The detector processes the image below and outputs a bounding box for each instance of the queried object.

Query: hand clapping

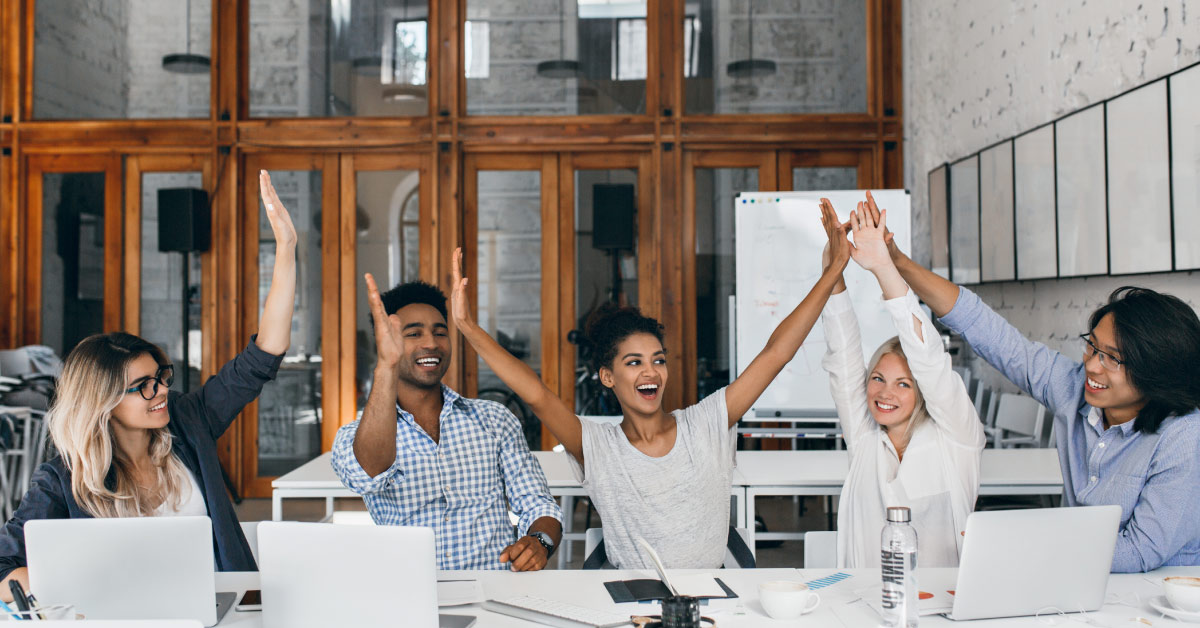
[847,196,893,273]
[819,198,852,275]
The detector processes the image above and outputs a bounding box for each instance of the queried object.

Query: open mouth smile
[635,383,660,400]
[1086,377,1109,392]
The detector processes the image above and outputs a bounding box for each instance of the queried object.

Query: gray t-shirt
[566,388,736,569]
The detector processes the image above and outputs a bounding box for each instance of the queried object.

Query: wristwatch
[529,531,557,558]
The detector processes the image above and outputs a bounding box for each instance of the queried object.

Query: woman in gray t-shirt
[446,200,854,568]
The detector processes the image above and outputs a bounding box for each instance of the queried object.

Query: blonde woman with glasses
[820,194,984,568]
[0,171,296,601]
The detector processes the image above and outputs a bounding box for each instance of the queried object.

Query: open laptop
[945,505,1122,620]
[258,522,473,628]
[25,516,236,626]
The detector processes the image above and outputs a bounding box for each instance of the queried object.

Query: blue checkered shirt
[331,385,562,570]
[941,287,1200,572]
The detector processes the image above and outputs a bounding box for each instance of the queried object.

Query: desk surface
[273,448,1063,491]
[214,566,1198,627]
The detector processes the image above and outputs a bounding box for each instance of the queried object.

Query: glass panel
[476,170,543,450]
[465,0,648,115]
[792,167,856,192]
[949,156,981,284]
[140,172,204,392]
[694,168,757,400]
[685,0,868,115]
[249,1,429,118]
[354,169,421,413]
[41,172,106,355]
[257,170,322,477]
[33,0,211,119]
[573,168,636,415]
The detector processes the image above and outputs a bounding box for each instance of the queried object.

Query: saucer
[1149,595,1200,623]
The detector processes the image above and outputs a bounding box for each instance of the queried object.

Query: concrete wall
[904,0,1200,390]
[33,0,130,118]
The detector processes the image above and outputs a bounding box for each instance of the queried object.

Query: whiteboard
[733,190,912,416]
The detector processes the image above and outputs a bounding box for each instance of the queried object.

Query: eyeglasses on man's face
[125,365,175,401]
[1079,334,1124,372]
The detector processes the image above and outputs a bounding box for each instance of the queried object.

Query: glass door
[683,151,776,406]
[780,149,876,193]
[559,153,653,420]
[339,153,432,440]
[462,153,559,450]
[240,154,339,496]
[23,154,122,353]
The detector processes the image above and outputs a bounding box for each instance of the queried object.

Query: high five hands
[449,247,475,333]
[819,197,852,275]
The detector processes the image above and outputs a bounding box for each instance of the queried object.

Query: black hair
[1088,286,1200,433]
[379,281,448,321]
[583,302,666,372]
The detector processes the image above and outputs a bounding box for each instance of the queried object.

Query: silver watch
[529,531,556,558]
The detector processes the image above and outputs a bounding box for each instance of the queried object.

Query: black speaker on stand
[157,188,209,395]
[591,183,635,304]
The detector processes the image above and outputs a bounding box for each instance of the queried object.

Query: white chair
[974,384,997,428]
[583,527,755,569]
[240,521,260,563]
[986,393,1045,448]
[803,530,837,569]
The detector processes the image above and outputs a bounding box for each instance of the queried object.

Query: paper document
[636,537,678,596]
[671,574,729,598]
[437,580,485,607]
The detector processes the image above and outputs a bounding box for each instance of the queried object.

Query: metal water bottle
[880,506,919,627]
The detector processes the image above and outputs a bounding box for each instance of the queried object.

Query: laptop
[25,516,235,626]
[258,522,474,628]
[946,505,1122,620]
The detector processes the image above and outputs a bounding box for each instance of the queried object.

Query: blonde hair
[47,333,189,518]
[865,337,931,456]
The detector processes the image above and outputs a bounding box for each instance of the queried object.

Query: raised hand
[864,190,902,261]
[848,199,893,273]
[449,247,474,331]
[819,198,852,275]
[260,170,297,249]
[364,272,403,369]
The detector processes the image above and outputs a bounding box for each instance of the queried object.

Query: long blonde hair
[47,333,189,518]
[865,337,931,455]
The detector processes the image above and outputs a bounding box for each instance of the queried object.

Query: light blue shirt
[331,385,562,570]
[940,287,1200,572]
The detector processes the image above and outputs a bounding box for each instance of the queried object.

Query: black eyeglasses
[124,365,174,400]
[1079,334,1124,372]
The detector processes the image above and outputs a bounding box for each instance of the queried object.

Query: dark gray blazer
[0,337,283,581]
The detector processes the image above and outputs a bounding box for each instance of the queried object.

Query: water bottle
[880,506,919,627]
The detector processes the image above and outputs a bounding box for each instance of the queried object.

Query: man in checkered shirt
[332,278,562,571]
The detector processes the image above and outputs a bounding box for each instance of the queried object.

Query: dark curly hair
[379,280,448,321]
[583,302,666,372]
[1088,286,1200,434]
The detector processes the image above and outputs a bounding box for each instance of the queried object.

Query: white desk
[737,449,1064,549]
[213,566,1200,627]
[271,449,1063,563]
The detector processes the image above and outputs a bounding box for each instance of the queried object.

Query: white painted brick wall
[904,0,1200,392]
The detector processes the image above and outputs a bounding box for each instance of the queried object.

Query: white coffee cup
[1163,576,1200,613]
[758,580,820,620]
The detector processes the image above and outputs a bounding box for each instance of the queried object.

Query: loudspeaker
[157,188,210,253]
[591,183,635,250]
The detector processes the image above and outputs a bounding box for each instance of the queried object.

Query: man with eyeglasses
[860,190,1200,573]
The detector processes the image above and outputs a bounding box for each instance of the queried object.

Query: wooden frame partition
[238,152,340,496]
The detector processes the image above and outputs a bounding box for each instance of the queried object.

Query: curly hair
[1088,286,1200,434]
[583,302,666,372]
[379,280,448,321]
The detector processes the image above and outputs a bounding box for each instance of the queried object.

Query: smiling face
[109,353,171,432]
[866,352,918,430]
[598,332,669,417]
[1082,313,1146,417]
[393,302,451,389]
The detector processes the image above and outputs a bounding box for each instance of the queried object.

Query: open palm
[848,200,892,272]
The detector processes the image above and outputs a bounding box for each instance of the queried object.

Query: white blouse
[821,290,985,568]
[152,466,208,517]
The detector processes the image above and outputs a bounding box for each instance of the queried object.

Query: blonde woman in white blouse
[820,192,985,568]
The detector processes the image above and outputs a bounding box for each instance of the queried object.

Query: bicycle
[567,330,620,417]
[477,386,542,452]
